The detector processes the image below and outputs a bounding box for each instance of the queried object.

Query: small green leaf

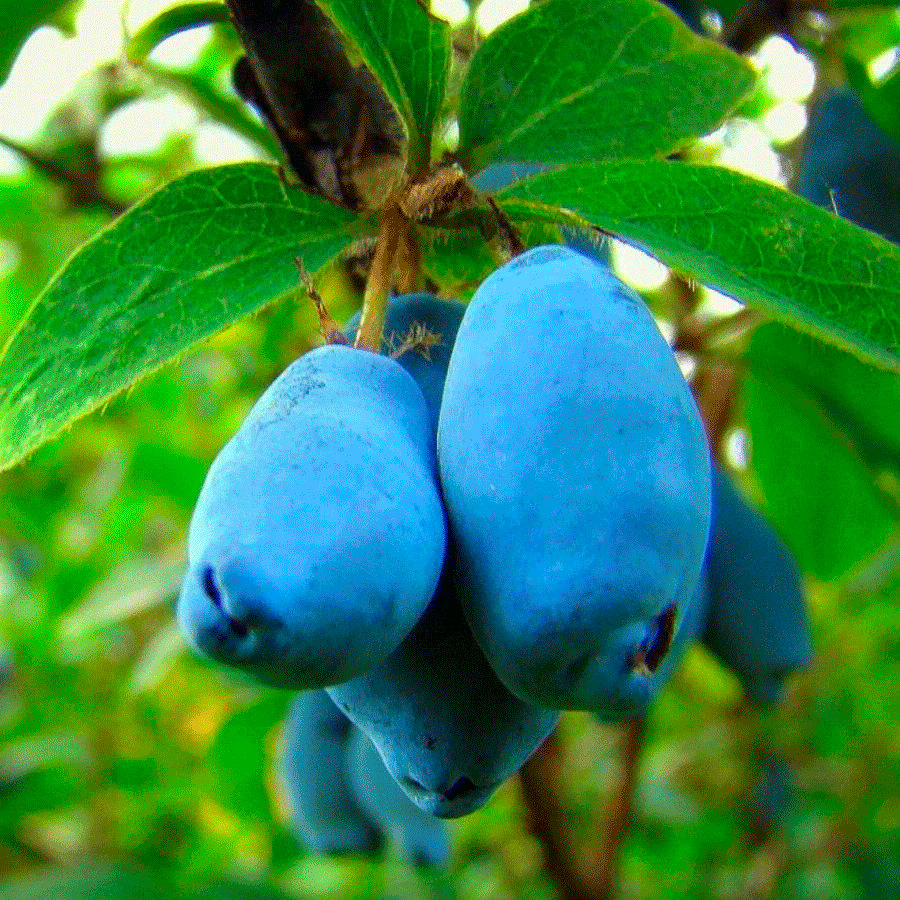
[495,161,900,372]
[126,2,228,65]
[0,163,357,472]
[208,693,289,823]
[457,0,754,171]
[316,0,451,169]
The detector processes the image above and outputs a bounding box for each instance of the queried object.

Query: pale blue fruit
[177,344,447,689]
[328,571,560,819]
[279,691,379,855]
[702,470,812,705]
[438,246,711,718]
[346,729,450,867]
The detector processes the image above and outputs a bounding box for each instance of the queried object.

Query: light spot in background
[724,427,749,470]
[612,240,669,292]
[701,9,723,35]
[147,24,213,68]
[717,120,785,184]
[869,47,900,85]
[761,101,807,144]
[432,0,469,26]
[100,97,198,157]
[700,286,744,317]
[0,239,21,279]
[675,351,697,381]
[755,36,816,102]
[439,119,460,152]
[657,319,676,343]
[194,122,266,165]
[0,0,122,141]
[476,0,528,34]
[0,146,25,177]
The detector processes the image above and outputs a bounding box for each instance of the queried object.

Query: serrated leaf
[457,0,754,171]
[316,0,450,168]
[494,160,900,372]
[126,2,228,65]
[0,163,357,472]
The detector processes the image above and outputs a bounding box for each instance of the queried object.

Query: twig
[355,203,404,351]
[518,733,595,900]
[595,717,647,900]
[0,134,126,215]
[487,197,525,258]
[294,258,348,345]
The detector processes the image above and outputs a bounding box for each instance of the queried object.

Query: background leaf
[742,371,897,582]
[126,2,228,65]
[494,161,900,372]
[0,163,357,472]
[742,322,900,581]
[0,0,73,85]
[457,0,754,171]
[0,864,165,900]
[316,0,451,169]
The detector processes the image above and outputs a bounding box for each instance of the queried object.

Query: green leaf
[126,2,228,65]
[0,0,72,85]
[494,161,900,372]
[192,880,298,900]
[316,0,451,169]
[746,322,900,475]
[0,864,165,900]
[0,163,357,472]
[207,693,289,823]
[457,0,754,171]
[742,369,897,582]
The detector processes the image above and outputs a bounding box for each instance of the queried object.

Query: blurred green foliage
[1,1,900,899]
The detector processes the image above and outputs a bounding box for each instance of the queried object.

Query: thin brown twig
[518,733,595,900]
[595,717,647,900]
[0,134,126,215]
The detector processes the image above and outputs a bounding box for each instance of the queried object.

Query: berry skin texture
[343,293,466,432]
[345,728,450,867]
[327,571,560,819]
[177,344,447,689]
[279,691,380,856]
[437,245,711,718]
[702,470,813,705]
[798,87,900,244]
[337,292,558,819]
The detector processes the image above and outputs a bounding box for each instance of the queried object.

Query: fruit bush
[2,0,900,898]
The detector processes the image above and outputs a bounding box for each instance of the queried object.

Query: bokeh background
[2,1,900,898]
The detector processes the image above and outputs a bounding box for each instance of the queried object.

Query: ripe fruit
[343,293,466,431]
[702,470,813,705]
[327,570,560,819]
[346,729,450,867]
[177,344,446,689]
[437,245,711,718]
[279,691,380,855]
[798,87,900,244]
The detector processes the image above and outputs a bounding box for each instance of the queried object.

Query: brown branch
[226,0,401,206]
[594,717,647,900]
[0,135,126,215]
[518,733,595,900]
